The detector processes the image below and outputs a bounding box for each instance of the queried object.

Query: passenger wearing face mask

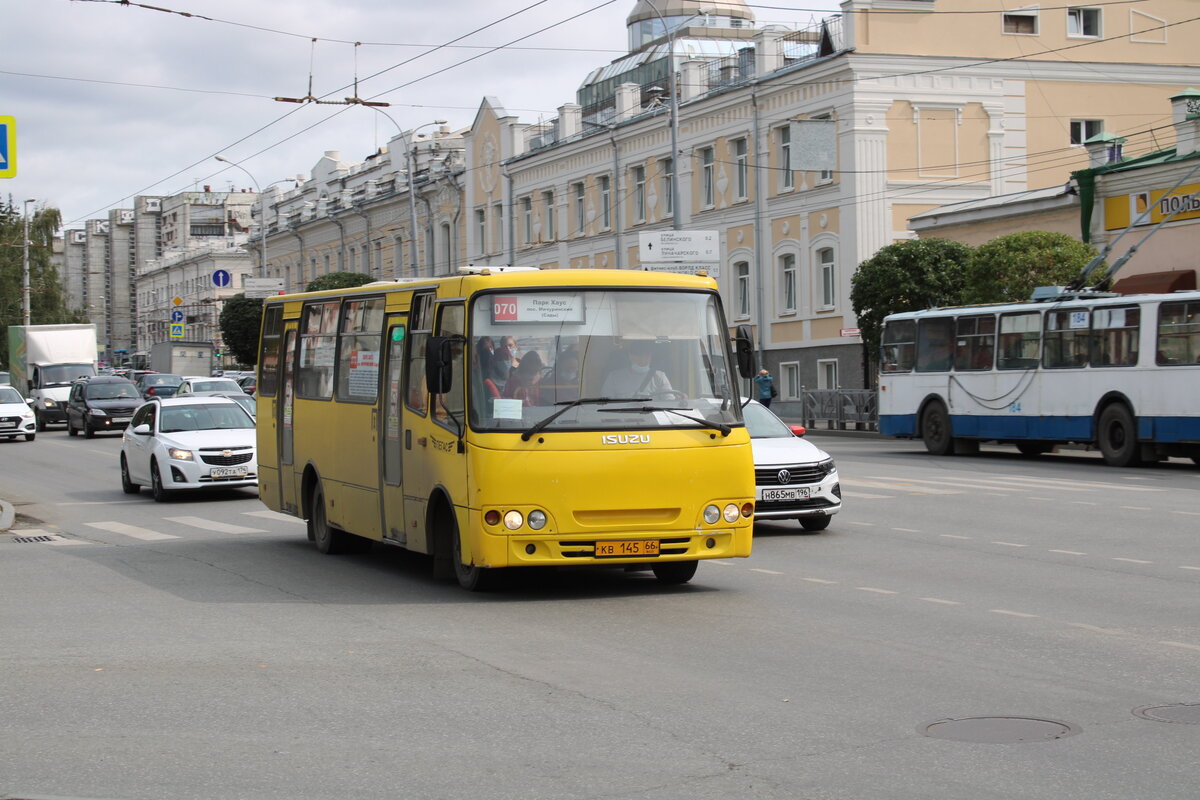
[601,340,673,398]
[546,350,582,402]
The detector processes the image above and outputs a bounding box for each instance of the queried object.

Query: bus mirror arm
[733,325,756,379]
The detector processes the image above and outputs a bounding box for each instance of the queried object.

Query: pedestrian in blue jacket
[754,368,777,408]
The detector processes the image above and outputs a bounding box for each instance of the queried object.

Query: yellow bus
[255,267,757,590]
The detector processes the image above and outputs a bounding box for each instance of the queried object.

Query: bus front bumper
[478,528,753,567]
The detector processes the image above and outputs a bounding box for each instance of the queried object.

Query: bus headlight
[527,510,547,530]
[503,510,524,530]
[723,503,740,523]
[703,505,721,524]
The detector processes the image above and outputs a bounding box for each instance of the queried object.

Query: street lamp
[370,111,447,278]
[644,5,712,230]
[214,155,264,275]
[22,199,35,326]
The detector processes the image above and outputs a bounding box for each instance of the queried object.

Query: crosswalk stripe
[244,509,306,525]
[165,516,265,534]
[85,521,179,541]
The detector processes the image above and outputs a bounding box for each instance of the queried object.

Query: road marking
[1173,511,1200,517]
[244,509,306,525]
[857,587,898,594]
[920,597,962,605]
[845,521,876,527]
[1112,557,1153,564]
[164,516,265,534]
[867,476,1021,492]
[991,609,1039,618]
[940,534,972,540]
[1160,641,1200,652]
[707,560,734,566]
[85,521,178,541]
[840,490,894,499]
[1049,549,1087,556]
[892,527,921,533]
[843,478,960,495]
[1120,506,1151,511]
[993,541,1028,548]
[802,577,838,584]
[750,568,784,575]
[1025,497,1055,502]
[1180,566,1200,572]
[56,501,143,506]
[1070,501,1097,505]
[1068,623,1124,635]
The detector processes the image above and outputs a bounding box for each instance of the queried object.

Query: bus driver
[601,340,673,397]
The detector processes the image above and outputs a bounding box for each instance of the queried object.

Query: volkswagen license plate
[595,539,660,558]
[760,487,812,502]
[210,467,247,479]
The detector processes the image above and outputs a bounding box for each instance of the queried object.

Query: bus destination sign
[492,294,585,324]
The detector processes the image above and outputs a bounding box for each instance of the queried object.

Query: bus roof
[883,288,1200,322]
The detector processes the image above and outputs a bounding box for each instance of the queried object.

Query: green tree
[305,271,375,292]
[850,238,974,360]
[0,202,85,370]
[961,231,1103,304]
[219,294,264,366]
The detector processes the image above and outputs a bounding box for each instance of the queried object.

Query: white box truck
[150,341,214,378]
[7,324,99,430]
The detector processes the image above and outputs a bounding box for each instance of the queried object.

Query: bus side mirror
[425,336,454,394]
[734,324,756,378]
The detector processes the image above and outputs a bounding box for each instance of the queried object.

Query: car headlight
[167,447,194,461]
[41,399,56,408]
[88,408,107,416]
[19,410,34,420]
[818,457,836,475]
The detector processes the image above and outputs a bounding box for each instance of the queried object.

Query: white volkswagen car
[744,399,841,531]
[120,396,258,501]
[0,384,37,442]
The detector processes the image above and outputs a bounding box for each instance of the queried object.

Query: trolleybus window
[1092,305,1139,367]
[1043,308,1091,369]
[880,320,915,373]
[998,311,1040,369]
[1157,300,1200,364]
[953,314,995,371]
[916,318,954,372]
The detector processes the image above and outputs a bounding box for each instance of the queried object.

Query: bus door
[380,316,409,545]
[401,295,467,554]
[278,325,299,516]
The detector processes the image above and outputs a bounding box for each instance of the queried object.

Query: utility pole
[22,199,35,326]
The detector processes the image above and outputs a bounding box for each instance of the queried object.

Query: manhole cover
[1133,703,1200,724]
[919,716,1081,743]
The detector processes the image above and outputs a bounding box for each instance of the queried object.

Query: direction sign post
[638,230,720,263]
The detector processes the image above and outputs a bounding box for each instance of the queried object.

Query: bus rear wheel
[921,401,954,456]
[652,560,698,585]
[1098,404,1141,468]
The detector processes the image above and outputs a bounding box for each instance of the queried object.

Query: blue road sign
[0,116,16,179]
[170,309,185,323]
[212,269,231,288]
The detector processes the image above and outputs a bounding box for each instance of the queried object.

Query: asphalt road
[1,428,1198,800]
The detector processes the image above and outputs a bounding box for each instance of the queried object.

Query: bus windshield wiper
[520,397,650,441]
[598,405,732,437]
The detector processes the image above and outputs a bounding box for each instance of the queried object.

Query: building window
[701,147,715,207]
[493,203,504,253]
[632,165,646,223]
[573,182,586,235]
[782,362,799,399]
[440,223,452,272]
[1067,7,1100,36]
[818,247,836,308]
[373,241,382,277]
[475,207,487,255]
[522,197,533,245]
[599,175,612,230]
[736,261,751,318]
[778,126,794,190]
[1070,119,1104,145]
[734,138,749,200]
[1002,9,1038,34]
[780,253,797,312]
[660,157,673,216]
[817,359,838,390]
[542,189,555,241]
[813,114,834,184]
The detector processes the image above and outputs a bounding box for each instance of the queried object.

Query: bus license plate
[760,487,812,502]
[210,467,247,479]
[595,540,660,558]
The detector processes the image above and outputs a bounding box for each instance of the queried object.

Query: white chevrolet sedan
[744,399,842,532]
[120,396,258,502]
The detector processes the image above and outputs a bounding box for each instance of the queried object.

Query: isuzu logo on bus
[602,434,650,445]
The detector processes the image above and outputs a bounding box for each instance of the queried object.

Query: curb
[0,498,14,532]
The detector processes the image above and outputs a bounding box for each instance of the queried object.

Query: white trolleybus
[877,289,1200,467]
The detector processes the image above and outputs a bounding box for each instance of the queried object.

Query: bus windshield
[469,288,742,433]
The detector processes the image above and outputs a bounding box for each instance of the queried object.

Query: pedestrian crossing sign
[170,323,185,339]
[0,116,16,179]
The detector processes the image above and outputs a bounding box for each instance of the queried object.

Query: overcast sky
[3,0,841,230]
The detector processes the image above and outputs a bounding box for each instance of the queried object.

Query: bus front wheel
[652,560,698,585]
[921,402,954,456]
[1098,404,1141,468]
[452,518,496,591]
[309,483,360,554]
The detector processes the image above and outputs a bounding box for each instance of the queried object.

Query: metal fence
[774,389,878,432]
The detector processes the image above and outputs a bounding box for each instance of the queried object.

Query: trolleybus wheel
[309,483,357,554]
[652,560,698,585]
[921,401,954,456]
[1097,404,1141,468]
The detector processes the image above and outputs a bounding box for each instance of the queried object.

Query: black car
[65,376,143,438]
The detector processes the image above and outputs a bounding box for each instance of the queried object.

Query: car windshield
[42,364,96,386]
[86,383,141,400]
[145,375,183,387]
[468,288,742,433]
[159,403,255,433]
[228,395,256,417]
[189,379,240,393]
[0,386,24,403]
[742,402,794,438]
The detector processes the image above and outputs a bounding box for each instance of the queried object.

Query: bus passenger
[504,351,543,406]
[545,350,581,403]
[601,340,672,397]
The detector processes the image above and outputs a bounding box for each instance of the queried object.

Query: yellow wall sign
[1104,182,1200,230]
[0,116,16,179]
